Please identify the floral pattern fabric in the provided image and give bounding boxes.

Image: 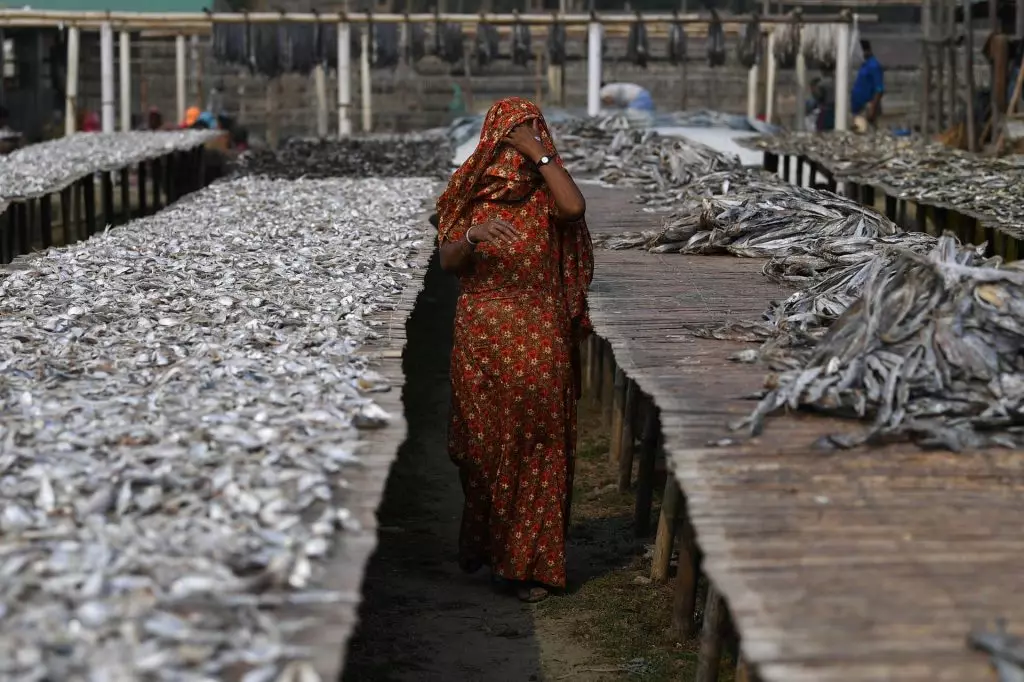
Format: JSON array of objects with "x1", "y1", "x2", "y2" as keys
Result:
[{"x1": 436, "y1": 97, "x2": 593, "y2": 588}]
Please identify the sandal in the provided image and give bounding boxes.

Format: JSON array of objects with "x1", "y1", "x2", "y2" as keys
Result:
[{"x1": 516, "y1": 583, "x2": 550, "y2": 603}]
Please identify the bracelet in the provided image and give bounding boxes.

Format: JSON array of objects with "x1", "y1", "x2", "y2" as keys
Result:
[{"x1": 465, "y1": 225, "x2": 480, "y2": 246}]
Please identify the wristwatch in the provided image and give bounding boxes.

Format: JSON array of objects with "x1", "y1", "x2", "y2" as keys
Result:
[{"x1": 536, "y1": 155, "x2": 552, "y2": 167}]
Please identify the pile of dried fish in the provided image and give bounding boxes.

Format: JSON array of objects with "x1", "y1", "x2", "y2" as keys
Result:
[
  {"x1": 555, "y1": 124, "x2": 740, "y2": 191},
  {"x1": 235, "y1": 134, "x2": 453, "y2": 180},
  {"x1": 740, "y1": 131, "x2": 1024, "y2": 235},
  {"x1": 0, "y1": 130, "x2": 219, "y2": 200},
  {"x1": 740, "y1": 236, "x2": 1024, "y2": 451},
  {"x1": 595, "y1": 171, "x2": 899, "y2": 261},
  {"x1": 0, "y1": 176, "x2": 435, "y2": 679}
]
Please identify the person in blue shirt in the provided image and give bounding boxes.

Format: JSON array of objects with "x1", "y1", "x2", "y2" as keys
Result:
[{"x1": 851, "y1": 40, "x2": 884, "y2": 126}]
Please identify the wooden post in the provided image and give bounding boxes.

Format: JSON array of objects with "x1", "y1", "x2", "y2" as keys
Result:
[
  {"x1": 93, "y1": 21, "x2": 111, "y2": 131},
  {"x1": 266, "y1": 77, "x2": 280, "y2": 150},
  {"x1": 601, "y1": 342, "x2": 615, "y2": 430},
  {"x1": 617, "y1": 381, "x2": 637, "y2": 491},
  {"x1": 634, "y1": 403, "x2": 659, "y2": 537},
  {"x1": 314, "y1": 63, "x2": 329, "y2": 138},
  {"x1": 993, "y1": 32, "x2": 1008, "y2": 142},
  {"x1": 338, "y1": 20, "x2": 353, "y2": 136},
  {"x1": 587, "y1": 334, "x2": 601, "y2": 404},
  {"x1": 360, "y1": 26, "x2": 372, "y2": 132},
  {"x1": 946, "y1": 3, "x2": 957, "y2": 135},
  {"x1": 672, "y1": 509, "x2": 700, "y2": 638},
  {"x1": 695, "y1": 584, "x2": 726, "y2": 682},
  {"x1": 650, "y1": 477, "x2": 680, "y2": 582},
  {"x1": 609, "y1": 368, "x2": 626, "y2": 464},
  {"x1": 965, "y1": 0, "x2": 977, "y2": 151},
  {"x1": 936, "y1": 9, "x2": 946, "y2": 130},
  {"x1": 175, "y1": 34, "x2": 187, "y2": 123},
  {"x1": 765, "y1": 28, "x2": 777, "y2": 124},
  {"x1": 101, "y1": 172, "x2": 114, "y2": 228},
  {"x1": 65, "y1": 26, "x2": 80, "y2": 136},
  {"x1": 795, "y1": 27, "x2": 806, "y2": 130},
  {"x1": 119, "y1": 31, "x2": 131, "y2": 132},
  {"x1": 83, "y1": 176, "x2": 97, "y2": 237},
  {"x1": 120, "y1": 167, "x2": 130, "y2": 222},
  {"x1": 921, "y1": 0, "x2": 932, "y2": 134}
]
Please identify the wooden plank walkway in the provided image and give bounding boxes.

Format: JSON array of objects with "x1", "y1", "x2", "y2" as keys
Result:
[
  {"x1": 291, "y1": 212, "x2": 435, "y2": 680},
  {"x1": 582, "y1": 184, "x2": 1024, "y2": 682}
]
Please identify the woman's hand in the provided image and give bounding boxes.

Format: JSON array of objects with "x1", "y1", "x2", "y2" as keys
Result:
[
  {"x1": 503, "y1": 120, "x2": 549, "y2": 163},
  {"x1": 468, "y1": 219, "x2": 520, "y2": 246}
]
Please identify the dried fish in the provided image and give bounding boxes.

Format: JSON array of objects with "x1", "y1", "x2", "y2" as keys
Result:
[
  {"x1": 0, "y1": 175, "x2": 437, "y2": 678},
  {"x1": 969, "y1": 621, "x2": 1024, "y2": 682},
  {"x1": 740, "y1": 131, "x2": 1024, "y2": 238},
  {"x1": 0, "y1": 130, "x2": 219, "y2": 201},
  {"x1": 739, "y1": 236, "x2": 1024, "y2": 451},
  {"x1": 234, "y1": 134, "x2": 454, "y2": 180}
]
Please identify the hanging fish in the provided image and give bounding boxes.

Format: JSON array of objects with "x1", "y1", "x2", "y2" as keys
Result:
[
  {"x1": 547, "y1": 17, "x2": 567, "y2": 67},
  {"x1": 737, "y1": 14, "x2": 762, "y2": 70},
  {"x1": 375, "y1": 23, "x2": 400, "y2": 69},
  {"x1": 773, "y1": 20, "x2": 801, "y2": 70},
  {"x1": 440, "y1": 23, "x2": 465, "y2": 65},
  {"x1": 626, "y1": 14, "x2": 650, "y2": 68},
  {"x1": 475, "y1": 21, "x2": 499, "y2": 67},
  {"x1": 407, "y1": 21, "x2": 427, "y2": 65},
  {"x1": 668, "y1": 19, "x2": 687, "y2": 66},
  {"x1": 707, "y1": 9, "x2": 727, "y2": 67},
  {"x1": 512, "y1": 20, "x2": 532, "y2": 67}
]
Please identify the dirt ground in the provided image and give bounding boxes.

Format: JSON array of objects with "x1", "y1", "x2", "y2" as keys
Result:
[{"x1": 341, "y1": 255, "x2": 736, "y2": 682}]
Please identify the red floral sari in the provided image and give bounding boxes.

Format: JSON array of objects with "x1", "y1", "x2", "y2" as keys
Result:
[{"x1": 436, "y1": 98, "x2": 593, "y2": 589}]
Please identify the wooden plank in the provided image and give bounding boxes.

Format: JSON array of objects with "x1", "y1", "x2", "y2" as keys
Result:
[{"x1": 580, "y1": 185, "x2": 1017, "y2": 681}]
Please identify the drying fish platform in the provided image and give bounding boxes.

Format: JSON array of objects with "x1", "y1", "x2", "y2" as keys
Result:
[
  {"x1": 0, "y1": 176, "x2": 437, "y2": 680},
  {"x1": 738, "y1": 131, "x2": 1024, "y2": 256},
  {"x1": 581, "y1": 184, "x2": 1024, "y2": 682},
  {"x1": 1, "y1": 130, "x2": 219, "y2": 265}
]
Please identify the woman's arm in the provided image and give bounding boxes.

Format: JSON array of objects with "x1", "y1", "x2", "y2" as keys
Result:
[
  {"x1": 438, "y1": 219, "x2": 521, "y2": 273},
  {"x1": 505, "y1": 122, "x2": 586, "y2": 221}
]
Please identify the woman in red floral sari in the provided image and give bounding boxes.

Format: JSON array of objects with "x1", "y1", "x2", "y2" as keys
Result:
[{"x1": 436, "y1": 97, "x2": 593, "y2": 602}]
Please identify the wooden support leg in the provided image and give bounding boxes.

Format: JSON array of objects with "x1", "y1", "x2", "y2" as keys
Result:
[
  {"x1": 859, "y1": 184, "x2": 875, "y2": 208},
  {"x1": 165, "y1": 153, "x2": 177, "y2": 203},
  {"x1": 138, "y1": 162, "x2": 149, "y2": 216},
  {"x1": 634, "y1": 402, "x2": 660, "y2": 537},
  {"x1": 60, "y1": 187, "x2": 74, "y2": 244},
  {"x1": 101, "y1": 171, "x2": 115, "y2": 231},
  {"x1": 934, "y1": 206, "x2": 949, "y2": 236},
  {"x1": 884, "y1": 193, "x2": 897, "y2": 221},
  {"x1": 915, "y1": 202, "x2": 928, "y2": 234},
  {"x1": 609, "y1": 368, "x2": 627, "y2": 465},
  {"x1": 651, "y1": 476, "x2": 681, "y2": 582},
  {"x1": 617, "y1": 381, "x2": 638, "y2": 492},
  {"x1": 14, "y1": 202, "x2": 28, "y2": 256},
  {"x1": 152, "y1": 159, "x2": 163, "y2": 210},
  {"x1": 695, "y1": 584, "x2": 726, "y2": 682},
  {"x1": 39, "y1": 195, "x2": 53, "y2": 249},
  {"x1": 586, "y1": 334, "x2": 600, "y2": 403},
  {"x1": 672, "y1": 511, "x2": 700, "y2": 639},
  {"x1": 83, "y1": 175, "x2": 97, "y2": 237},
  {"x1": 897, "y1": 200, "x2": 908, "y2": 229},
  {"x1": 2, "y1": 206, "x2": 16, "y2": 264},
  {"x1": 763, "y1": 152, "x2": 779, "y2": 175},
  {"x1": 781, "y1": 155, "x2": 790, "y2": 182},
  {"x1": 120, "y1": 167, "x2": 131, "y2": 223},
  {"x1": 795, "y1": 156, "x2": 805, "y2": 186},
  {"x1": 601, "y1": 342, "x2": 615, "y2": 430}
]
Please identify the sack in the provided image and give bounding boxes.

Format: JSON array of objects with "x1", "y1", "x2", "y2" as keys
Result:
[
  {"x1": 707, "y1": 11, "x2": 726, "y2": 67},
  {"x1": 668, "y1": 21, "x2": 687, "y2": 65}
]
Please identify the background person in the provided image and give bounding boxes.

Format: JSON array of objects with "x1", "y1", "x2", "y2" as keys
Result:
[
  {"x1": 851, "y1": 39, "x2": 884, "y2": 127},
  {"x1": 599, "y1": 81, "x2": 655, "y2": 113}
]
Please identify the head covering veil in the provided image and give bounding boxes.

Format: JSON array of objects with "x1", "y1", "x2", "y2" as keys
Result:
[{"x1": 436, "y1": 97, "x2": 593, "y2": 338}]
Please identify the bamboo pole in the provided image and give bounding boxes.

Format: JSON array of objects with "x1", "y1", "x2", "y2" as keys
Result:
[
  {"x1": 965, "y1": 0, "x2": 976, "y2": 151},
  {"x1": 338, "y1": 21, "x2": 352, "y2": 137},
  {"x1": 0, "y1": 9, "x2": 876, "y2": 28},
  {"x1": 119, "y1": 31, "x2": 131, "y2": 132},
  {"x1": 834, "y1": 21, "x2": 851, "y2": 131},
  {"x1": 765, "y1": 28, "x2": 777, "y2": 124},
  {"x1": 360, "y1": 27, "x2": 372, "y2": 132},
  {"x1": 921, "y1": 0, "x2": 932, "y2": 134},
  {"x1": 175, "y1": 34, "x2": 186, "y2": 123},
  {"x1": 100, "y1": 22, "x2": 115, "y2": 133},
  {"x1": 746, "y1": 63, "x2": 758, "y2": 119},
  {"x1": 64, "y1": 26, "x2": 80, "y2": 136},
  {"x1": 795, "y1": 24, "x2": 806, "y2": 131},
  {"x1": 586, "y1": 18, "x2": 601, "y2": 116},
  {"x1": 314, "y1": 63, "x2": 329, "y2": 138}
]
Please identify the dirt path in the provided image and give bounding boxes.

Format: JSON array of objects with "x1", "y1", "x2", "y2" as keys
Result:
[{"x1": 342, "y1": 256, "x2": 726, "y2": 682}]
